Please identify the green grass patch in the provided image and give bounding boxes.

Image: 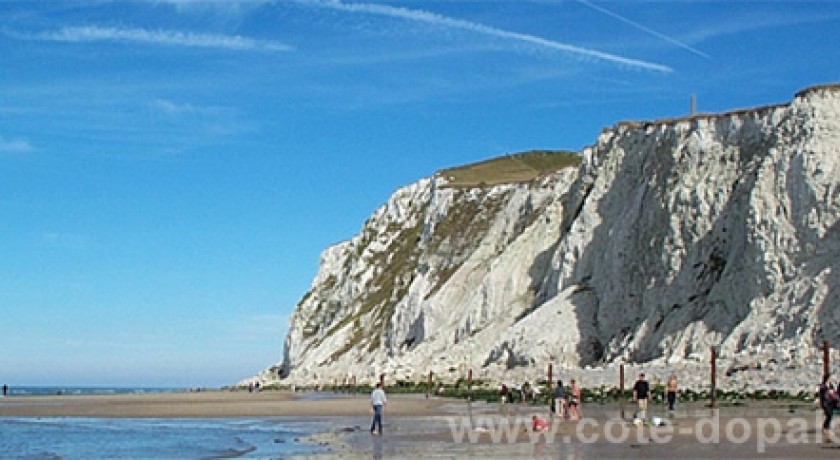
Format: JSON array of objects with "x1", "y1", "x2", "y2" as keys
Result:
[
  {"x1": 438, "y1": 150, "x2": 580, "y2": 188},
  {"x1": 320, "y1": 218, "x2": 426, "y2": 361}
]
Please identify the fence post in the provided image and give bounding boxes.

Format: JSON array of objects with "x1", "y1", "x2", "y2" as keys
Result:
[
  {"x1": 427, "y1": 371, "x2": 433, "y2": 399},
  {"x1": 710, "y1": 348, "x2": 717, "y2": 409},
  {"x1": 548, "y1": 363, "x2": 554, "y2": 413},
  {"x1": 619, "y1": 363, "x2": 625, "y2": 419},
  {"x1": 548, "y1": 363, "x2": 553, "y2": 389},
  {"x1": 824, "y1": 341, "x2": 830, "y2": 378}
]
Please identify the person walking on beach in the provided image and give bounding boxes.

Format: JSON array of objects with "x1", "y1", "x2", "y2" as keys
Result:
[
  {"x1": 819, "y1": 374, "x2": 838, "y2": 435},
  {"x1": 2, "y1": 384, "x2": 7, "y2": 396},
  {"x1": 568, "y1": 379, "x2": 583, "y2": 420},
  {"x1": 633, "y1": 373, "x2": 650, "y2": 420},
  {"x1": 370, "y1": 382, "x2": 387, "y2": 435},
  {"x1": 553, "y1": 380, "x2": 567, "y2": 419},
  {"x1": 665, "y1": 374, "x2": 678, "y2": 412}
]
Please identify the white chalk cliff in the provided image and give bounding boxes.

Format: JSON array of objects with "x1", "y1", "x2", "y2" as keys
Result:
[{"x1": 272, "y1": 84, "x2": 840, "y2": 390}]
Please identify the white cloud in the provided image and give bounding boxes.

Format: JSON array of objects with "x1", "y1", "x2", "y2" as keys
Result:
[
  {"x1": 0, "y1": 134, "x2": 32, "y2": 153},
  {"x1": 152, "y1": 98, "x2": 222, "y2": 116},
  {"x1": 32, "y1": 26, "x2": 294, "y2": 52},
  {"x1": 681, "y1": 10, "x2": 840, "y2": 46},
  {"x1": 151, "y1": 0, "x2": 274, "y2": 14},
  {"x1": 154, "y1": 98, "x2": 189, "y2": 115},
  {"x1": 41, "y1": 231, "x2": 88, "y2": 248},
  {"x1": 295, "y1": 0, "x2": 672, "y2": 73}
]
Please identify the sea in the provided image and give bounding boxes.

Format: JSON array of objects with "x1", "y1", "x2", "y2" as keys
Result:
[
  {"x1": 1, "y1": 386, "x2": 186, "y2": 397},
  {"x1": 0, "y1": 387, "x2": 330, "y2": 459}
]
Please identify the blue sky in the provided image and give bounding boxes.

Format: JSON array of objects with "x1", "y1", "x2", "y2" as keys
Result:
[{"x1": 1, "y1": 1, "x2": 838, "y2": 387}]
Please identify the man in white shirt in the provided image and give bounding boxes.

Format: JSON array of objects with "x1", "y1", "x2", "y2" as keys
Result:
[{"x1": 370, "y1": 382, "x2": 387, "y2": 435}]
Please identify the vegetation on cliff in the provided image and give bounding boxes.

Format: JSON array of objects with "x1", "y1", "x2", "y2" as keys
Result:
[{"x1": 439, "y1": 150, "x2": 580, "y2": 188}]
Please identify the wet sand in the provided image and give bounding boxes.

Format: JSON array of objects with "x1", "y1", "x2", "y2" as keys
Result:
[
  {"x1": 3, "y1": 392, "x2": 839, "y2": 458},
  {"x1": 0, "y1": 390, "x2": 448, "y2": 418},
  {"x1": 309, "y1": 398, "x2": 840, "y2": 459}
]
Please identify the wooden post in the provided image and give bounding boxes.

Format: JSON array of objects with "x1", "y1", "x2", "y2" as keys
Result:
[
  {"x1": 824, "y1": 341, "x2": 830, "y2": 378},
  {"x1": 710, "y1": 348, "x2": 717, "y2": 409},
  {"x1": 548, "y1": 363, "x2": 553, "y2": 390},
  {"x1": 547, "y1": 363, "x2": 554, "y2": 414},
  {"x1": 427, "y1": 371, "x2": 432, "y2": 399},
  {"x1": 468, "y1": 369, "x2": 473, "y2": 401},
  {"x1": 619, "y1": 364, "x2": 625, "y2": 419}
]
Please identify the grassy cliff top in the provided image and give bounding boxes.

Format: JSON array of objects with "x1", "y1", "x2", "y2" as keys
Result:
[{"x1": 438, "y1": 150, "x2": 581, "y2": 188}]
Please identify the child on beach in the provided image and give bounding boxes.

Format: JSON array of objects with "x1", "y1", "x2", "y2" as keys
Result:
[{"x1": 532, "y1": 415, "x2": 550, "y2": 432}]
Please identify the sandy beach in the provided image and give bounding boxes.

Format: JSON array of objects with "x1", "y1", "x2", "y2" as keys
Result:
[
  {"x1": 0, "y1": 390, "x2": 449, "y2": 418},
  {"x1": 3, "y1": 391, "x2": 840, "y2": 458}
]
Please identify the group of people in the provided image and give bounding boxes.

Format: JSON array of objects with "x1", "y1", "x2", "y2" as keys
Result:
[
  {"x1": 371, "y1": 372, "x2": 840, "y2": 436},
  {"x1": 499, "y1": 378, "x2": 586, "y2": 420},
  {"x1": 531, "y1": 373, "x2": 672, "y2": 432},
  {"x1": 532, "y1": 379, "x2": 583, "y2": 432},
  {"x1": 527, "y1": 373, "x2": 667, "y2": 432},
  {"x1": 536, "y1": 371, "x2": 839, "y2": 435},
  {"x1": 534, "y1": 373, "x2": 675, "y2": 432},
  {"x1": 550, "y1": 379, "x2": 583, "y2": 420},
  {"x1": 631, "y1": 372, "x2": 680, "y2": 419},
  {"x1": 549, "y1": 373, "x2": 678, "y2": 422},
  {"x1": 498, "y1": 382, "x2": 541, "y2": 404}
]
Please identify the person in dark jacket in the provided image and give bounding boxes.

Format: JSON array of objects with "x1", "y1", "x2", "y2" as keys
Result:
[
  {"x1": 553, "y1": 380, "x2": 567, "y2": 419},
  {"x1": 819, "y1": 374, "x2": 838, "y2": 434},
  {"x1": 633, "y1": 373, "x2": 650, "y2": 419}
]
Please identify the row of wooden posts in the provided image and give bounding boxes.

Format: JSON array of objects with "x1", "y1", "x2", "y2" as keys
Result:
[
  {"x1": 335, "y1": 341, "x2": 833, "y2": 407},
  {"x1": 708, "y1": 340, "x2": 833, "y2": 408}
]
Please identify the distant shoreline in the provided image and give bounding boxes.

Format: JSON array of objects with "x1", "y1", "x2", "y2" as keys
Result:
[{"x1": 1, "y1": 386, "x2": 191, "y2": 397}]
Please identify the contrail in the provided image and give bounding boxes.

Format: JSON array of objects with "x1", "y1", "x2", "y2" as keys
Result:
[
  {"x1": 296, "y1": 0, "x2": 672, "y2": 73},
  {"x1": 575, "y1": 0, "x2": 710, "y2": 59},
  {"x1": 31, "y1": 26, "x2": 294, "y2": 52}
]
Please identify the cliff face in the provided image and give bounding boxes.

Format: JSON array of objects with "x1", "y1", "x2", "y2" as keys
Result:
[{"x1": 279, "y1": 84, "x2": 840, "y2": 385}]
